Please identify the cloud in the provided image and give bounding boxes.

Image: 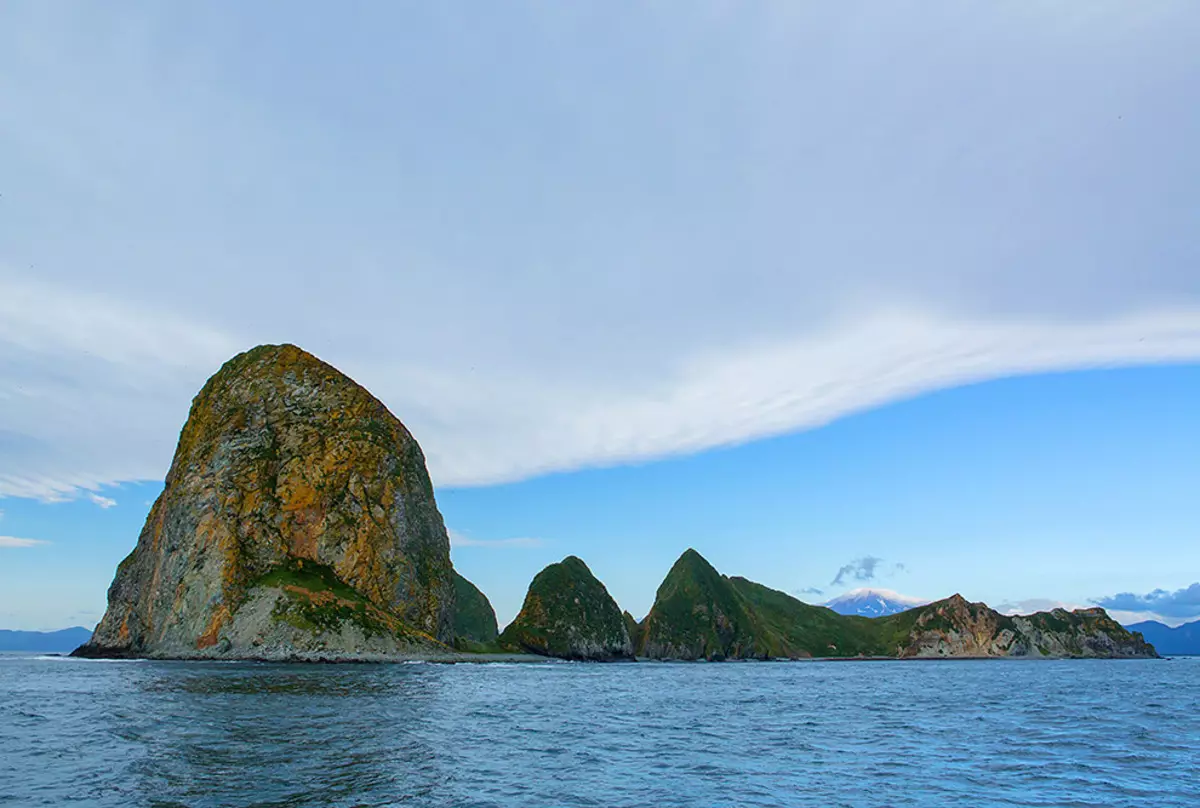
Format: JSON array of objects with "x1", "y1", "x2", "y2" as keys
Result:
[
  {"x1": 831, "y1": 557, "x2": 883, "y2": 587},
  {"x1": 829, "y1": 557, "x2": 909, "y2": 587},
  {"x1": 87, "y1": 493, "x2": 116, "y2": 509},
  {"x1": 1093, "y1": 584, "x2": 1200, "y2": 620},
  {"x1": 448, "y1": 530, "x2": 544, "y2": 549},
  {"x1": 796, "y1": 587, "x2": 824, "y2": 597},
  {"x1": 0, "y1": 536, "x2": 49, "y2": 548},
  {"x1": 2, "y1": 5, "x2": 1200, "y2": 500},
  {"x1": 996, "y1": 598, "x2": 1084, "y2": 616}
]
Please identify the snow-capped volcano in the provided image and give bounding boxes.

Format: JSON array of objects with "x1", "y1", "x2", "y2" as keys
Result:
[{"x1": 824, "y1": 588, "x2": 928, "y2": 618}]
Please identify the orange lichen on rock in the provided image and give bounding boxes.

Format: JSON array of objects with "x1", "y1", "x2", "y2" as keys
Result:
[
  {"x1": 196, "y1": 605, "x2": 231, "y2": 649},
  {"x1": 78, "y1": 343, "x2": 457, "y2": 659}
]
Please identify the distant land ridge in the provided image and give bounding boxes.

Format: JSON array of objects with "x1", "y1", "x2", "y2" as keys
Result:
[
  {"x1": 70, "y1": 344, "x2": 1159, "y2": 663},
  {"x1": 0, "y1": 627, "x2": 93, "y2": 653},
  {"x1": 1125, "y1": 619, "x2": 1200, "y2": 656}
]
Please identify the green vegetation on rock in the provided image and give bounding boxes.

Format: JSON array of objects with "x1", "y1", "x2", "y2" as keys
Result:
[
  {"x1": 452, "y1": 571, "x2": 500, "y2": 652},
  {"x1": 622, "y1": 611, "x2": 643, "y2": 653},
  {"x1": 637, "y1": 549, "x2": 1157, "y2": 660},
  {"x1": 498, "y1": 556, "x2": 633, "y2": 661}
]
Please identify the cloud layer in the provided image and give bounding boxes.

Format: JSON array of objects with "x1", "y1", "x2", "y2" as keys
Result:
[
  {"x1": 2, "y1": 4, "x2": 1200, "y2": 500},
  {"x1": 1094, "y1": 584, "x2": 1200, "y2": 620}
]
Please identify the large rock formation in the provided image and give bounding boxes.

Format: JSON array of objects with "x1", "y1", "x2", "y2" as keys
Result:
[
  {"x1": 891, "y1": 595, "x2": 1157, "y2": 659},
  {"x1": 638, "y1": 549, "x2": 764, "y2": 660},
  {"x1": 637, "y1": 549, "x2": 880, "y2": 660},
  {"x1": 452, "y1": 571, "x2": 500, "y2": 651},
  {"x1": 637, "y1": 549, "x2": 1158, "y2": 660},
  {"x1": 75, "y1": 344, "x2": 456, "y2": 660},
  {"x1": 498, "y1": 556, "x2": 633, "y2": 660}
]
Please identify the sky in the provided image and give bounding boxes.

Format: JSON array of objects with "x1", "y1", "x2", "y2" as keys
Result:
[{"x1": 1, "y1": 2, "x2": 1199, "y2": 631}]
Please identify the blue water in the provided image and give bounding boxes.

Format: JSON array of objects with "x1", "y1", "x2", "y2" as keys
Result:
[{"x1": 1, "y1": 656, "x2": 1198, "y2": 807}]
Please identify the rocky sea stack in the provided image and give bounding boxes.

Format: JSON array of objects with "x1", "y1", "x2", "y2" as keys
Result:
[
  {"x1": 75, "y1": 344, "x2": 461, "y2": 661},
  {"x1": 498, "y1": 556, "x2": 634, "y2": 660}
]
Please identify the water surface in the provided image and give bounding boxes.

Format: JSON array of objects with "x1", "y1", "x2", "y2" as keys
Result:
[{"x1": 2, "y1": 656, "x2": 1197, "y2": 807}]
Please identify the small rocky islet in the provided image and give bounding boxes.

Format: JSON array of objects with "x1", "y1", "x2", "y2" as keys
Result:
[{"x1": 74, "y1": 344, "x2": 1158, "y2": 662}]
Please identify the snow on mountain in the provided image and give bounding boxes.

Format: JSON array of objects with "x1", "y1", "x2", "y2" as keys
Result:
[{"x1": 824, "y1": 588, "x2": 928, "y2": 618}]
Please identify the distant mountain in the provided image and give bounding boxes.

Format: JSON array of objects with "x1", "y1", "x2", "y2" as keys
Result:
[
  {"x1": 0, "y1": 627, "x2": 93, "y2": 653},
  {"x1": 825, "y1": 588, "x2": 928, "y2": 618},
  {"x1": 1125, "y1": 619, "x2": 1200, "y2": 656}
]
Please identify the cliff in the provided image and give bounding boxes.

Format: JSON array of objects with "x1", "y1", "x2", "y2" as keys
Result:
[
  {"x1": 498, "y1": 556, "x2": 633, "y2": 660},
  {"x1": 75, "y1": 344, "x2": 456, "y2": 661},
  {"x1": 889, "y1": 595, "x2": 1158, "y2": 659}
]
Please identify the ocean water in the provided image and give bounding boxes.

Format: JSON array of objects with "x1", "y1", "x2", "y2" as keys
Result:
[{"x1": 1, "y1": 656, "x2": 1197, "y2": 808}]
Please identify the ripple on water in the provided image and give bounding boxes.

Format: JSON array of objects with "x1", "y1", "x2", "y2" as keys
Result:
[{"x1": 0, "y1": 658, "x2": 1198, "y2": 807}]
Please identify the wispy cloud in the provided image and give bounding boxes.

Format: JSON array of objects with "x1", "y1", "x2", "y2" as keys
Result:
[
  {"x1": 0, "y1": 536, "x2": 49, "y2": 548},
  {"x1": 796, "y1": 586, "x2": 824, "y2": 597},
  {"x1": 448, "y1": 530, "x2": 544, "y2": 549},
  {"x1": 996, "y1": 598, "x2": 1083, "y2": 616},
  {"x1": 87, "y1": 492, "x2": 117, "y2": 509},
  {"x1": 1093, "y1": 584, "x2": 1200, "y2": 620},
  {"x1": 1, "y1": 5, "x2": 1199, "y2": 501},
  {"x1": 832, "y1": 557, "x2": 882, "y2": 586}
]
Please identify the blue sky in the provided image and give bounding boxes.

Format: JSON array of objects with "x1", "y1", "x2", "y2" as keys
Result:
[{"x1": 2, "y1": 3, "x2": 1199, "y2": 630}]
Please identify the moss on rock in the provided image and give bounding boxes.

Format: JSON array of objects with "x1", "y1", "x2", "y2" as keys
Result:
[
  {"x1": 452, "y1": 571, "x2": 500, "y2": 650},
  {"x1": 498, "y1": 556, "x2": 633, "y2": 661}
]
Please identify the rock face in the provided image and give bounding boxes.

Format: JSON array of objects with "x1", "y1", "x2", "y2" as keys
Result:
[
  {"x1": 452, "y1": 571, "x2": 499, "y2": 650},
  {"x1": 75, "y1": 344, "x2": 456, "y2": 660},
  {"x1": 637, "y1": 550, "x2": 1158, "y2": 661},
  {"x1": 893, "y1": 595, "x2": 1157, "y2": 659},
  {"x1": 498, "y1": 556, "x2": 633, "y2": 660}
]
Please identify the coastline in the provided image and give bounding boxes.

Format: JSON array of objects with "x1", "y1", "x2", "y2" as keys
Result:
[{"x1": 64, "y1": 649, "x2": 1161, "y2": 664}]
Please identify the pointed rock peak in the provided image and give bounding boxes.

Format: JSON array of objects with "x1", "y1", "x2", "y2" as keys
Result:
[
  {"x1": 498, "y1": 555, "x2": 632, "y2": 661},
  {"x1": 559, "y1": 555, "x2": 591, "y2": 572},
  {"x1": 670, "y1": 548, "x2": 720, "y2": 576}
]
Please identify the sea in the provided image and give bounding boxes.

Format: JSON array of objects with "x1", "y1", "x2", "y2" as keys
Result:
[{"x1": 1, "y1": 655, "x2": 1197, "y2": 807}]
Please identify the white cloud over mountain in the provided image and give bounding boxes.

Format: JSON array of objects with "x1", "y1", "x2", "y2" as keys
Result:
[{"x1": 2, "y1": 3, "x2": 1199, "y2": 500}]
